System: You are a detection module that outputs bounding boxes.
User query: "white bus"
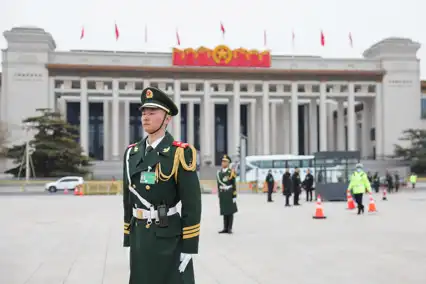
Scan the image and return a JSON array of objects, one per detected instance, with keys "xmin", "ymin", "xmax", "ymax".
[{"xmin": 235, "ymin": 155, "xmax": 343, "ymax": 189}]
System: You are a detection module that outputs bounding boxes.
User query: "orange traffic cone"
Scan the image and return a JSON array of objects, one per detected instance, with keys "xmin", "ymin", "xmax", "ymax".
[
  {"xmin": 346, "ymin": 190, "xmax": 356, "ymax": 210},
  {"xmin": 368, "ymin": 192, "xmax": 377, "ymax": 212},
  {"xmin": 78, "ymin": 185, "xmax": 84, "ymax": 196},
  {"xmin": 74, "ymin": 187, "xmax": 79, "ymax": 196},
  {"xmin": 313, "ymin": 195, "xmax": 327, "ymax": 219},
  {"xmin": 382, "ymin": 188, "xmax": 387, "ymax": 201},
  {"xmin": 64, "ymin": 187, "xmax": 68, "ymax": 194}
]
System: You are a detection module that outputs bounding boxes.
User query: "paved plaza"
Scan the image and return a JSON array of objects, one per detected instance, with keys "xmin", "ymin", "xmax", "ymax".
[{"xmin": 1, "ymin": 189, "xmax": 426, "ymax": 284}]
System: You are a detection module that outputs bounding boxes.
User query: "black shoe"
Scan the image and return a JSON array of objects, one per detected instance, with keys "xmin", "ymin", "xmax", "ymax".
[
  {"xmin": 218, "ymin": 229, "xmax": 228, "ymax": 234},
  {"xmin": 227, "ymin": 215, "xmax": 234, "ymax": 234}
]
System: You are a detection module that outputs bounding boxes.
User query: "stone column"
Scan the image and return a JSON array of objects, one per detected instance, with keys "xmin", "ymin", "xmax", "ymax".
[
  {"xmin": 173, "ymin": 80, "xmax": 181, "ymax": 140},
  {"xmin": 80, "ymin": 78, "xmax": 89, "ymax": 156},
  {"xmin": 270, "ymin": 103, "xmax": 277, "ymax": 154},
  {"xmin": 309, "ymin": 99, "xmax": 318, "ymax": 154},
  {"xmin": 347, "ymin": 83, "xmax": 356, "ymax": 151},
  {"xmin": 103, "ymin": 101, "xmax": 110, "ymax": 160},
  {"xmin": 232, "ymin": 81, "xmax": 241, "ymax": 160},
  {"xmin": 327, "ymin": 103, "xmax": 335, "ymax": 151},
  {"xmin": 124, "ymin": 101, "xmax": 130, "ymax": 146},
  {"xmin": 319, "ymin": 82, "xmax": 327, "ymax": 151},
  {"xmin": 262, "ymin": 82, "xmax": 270, "ymax": 155},
  {"xmin": 202, "ymin": 81, "xmax": 212, "ymax": 164},
  {"xmin": 187, "ymin": 102, "xmax": 195, "ymax": 145},
  {"xmin": 283, "ymin": 99, "xmax": 291, "ymax": 154},
  {"xmin": 375, "ymin": 83, "xmax": 383, "ymax": 159},
  {"xmin": 112, "ymin": 79, "xmax": 120, "ymax": 160},
  {"xmin": 291, "ymin": 82, "xmax": 299, "ymax": 154}
]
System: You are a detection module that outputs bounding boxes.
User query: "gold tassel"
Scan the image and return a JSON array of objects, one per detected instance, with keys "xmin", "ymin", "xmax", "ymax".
[{"xmin": 155, "ymin": 144, "xmax": 198, "ymax": 183}]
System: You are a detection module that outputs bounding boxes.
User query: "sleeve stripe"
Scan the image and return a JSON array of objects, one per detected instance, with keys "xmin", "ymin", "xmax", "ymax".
[
  {"xmin": 183, "ymin": 224, "xmax": 200, "ymax": 231},
  {"xmin": 124, "ymin": 230, "xmax": 130, "ymax": 234},
  {"xmin": 183, "ymin": 228, "xmax": 200, "ymax": 235},
  {"xmin": 182, "ymin": 231, "xmax": 200, "ymax": 239}
]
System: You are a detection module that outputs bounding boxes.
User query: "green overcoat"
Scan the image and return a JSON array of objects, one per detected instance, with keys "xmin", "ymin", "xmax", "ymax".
[
  {"xmin": 217, "ymin": 168, "xmax": 238, "ymax": 216},
  {"xmin": 123, "ymin": 132, "xmax": 202, "ymax": 284}
]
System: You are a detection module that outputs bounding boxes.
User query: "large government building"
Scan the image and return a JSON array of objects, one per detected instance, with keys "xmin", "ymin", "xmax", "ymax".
[{"xmin": 0, "ymin": 26, "xmax": 424, "ymax": 167}]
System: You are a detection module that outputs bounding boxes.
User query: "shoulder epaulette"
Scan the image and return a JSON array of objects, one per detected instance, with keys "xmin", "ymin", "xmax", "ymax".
[
  {"xmin": 127, "ymin": 143, "xmax": 137, "ymax": 148},
  {"xmin": 173, "ymin": 141, "xmax": 189, "ymax": 148}
]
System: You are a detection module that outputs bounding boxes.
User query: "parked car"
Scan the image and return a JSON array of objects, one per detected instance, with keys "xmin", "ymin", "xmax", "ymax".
[{"xmin": 45, "ymin": 176, "xmax": 84, "ymax": 193}]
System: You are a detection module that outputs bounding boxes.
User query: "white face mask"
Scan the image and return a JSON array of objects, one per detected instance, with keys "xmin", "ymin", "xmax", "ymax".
[{"xmin": 356, "ymin": 168, "xmax": 362, "ymax": 172}]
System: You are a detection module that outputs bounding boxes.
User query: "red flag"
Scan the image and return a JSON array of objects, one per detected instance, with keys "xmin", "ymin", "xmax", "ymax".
[
  {"xmin": 264, "ymin": 29, "xmax": 267, "ymax": 46},
  {"xmin": 115, "ymin": 23, "xmax": 120, "ymax": 40},
  {"xmin": 320, "ymin": 30, "xmax": 325, "ymax": 46},
  {"xmin": 349, "ymin": 32, "xmax": 353, "ymax": 48},
  {"xmin": 176, "ymin": 29, "xmax": 181, "ymax": 46},
  {"xmin": 144, "ymin": 24, "xmax": 148, "ymax": 43},
  {"xmin": 220, "ymin": 22, "xmax": 225, "ymax": 38},
  {"xmin": 80, "ymin": 26, "xmax": 85, "ymax": 40}
]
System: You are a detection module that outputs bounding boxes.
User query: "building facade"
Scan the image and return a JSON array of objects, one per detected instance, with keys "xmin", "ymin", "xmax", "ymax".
[{"xmin": 0, "ymin": 26, "xmax": 423, "ymax": 167}]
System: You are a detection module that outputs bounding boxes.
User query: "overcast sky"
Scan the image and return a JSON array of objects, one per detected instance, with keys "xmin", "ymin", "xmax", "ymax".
[{"xmin": 0, "ymin": 0, "xmax": 424, "ymax": 76}]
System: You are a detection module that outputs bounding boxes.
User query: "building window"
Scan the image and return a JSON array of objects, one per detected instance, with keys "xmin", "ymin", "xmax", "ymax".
[
  {"xmin": 254, "ymin": 84, "xmax": 262, "ymax": 92},
  {"xmin": 181, "ymin": 83, "xmax": 189, "ymax": 91},
  {"xmin": 118, "ymin": 82, "xmax": 127, "ymax": 90},
  {"xmin": 240, "ymin": 84, "xmax": 248, "ymax": 92},
  {"xmin": 268, "ymin": 84, "xmax": 277, "ymax": 92},
  {"xmin": 195, "ymin": 83, "xmax": 203, "ymax": 91},
  {"xmin": 421, "ymin": 98, "xmax": 426, "ymax": 119},
  {"xmin": 368, "ymin": 85, "xmax": 376, "ymax": 93},
  {"xmin": 135, "ymin": 82, "xmax": 144, "ymax": 90},
  {"xmin": 225, "ymin": 84, "xmax": 233, "ymax": 92}
]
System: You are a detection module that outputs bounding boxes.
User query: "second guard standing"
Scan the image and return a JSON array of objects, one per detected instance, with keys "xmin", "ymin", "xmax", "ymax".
[{"xmin": 217, "ymin": 154, "xmax": 238, "ymax": 234}]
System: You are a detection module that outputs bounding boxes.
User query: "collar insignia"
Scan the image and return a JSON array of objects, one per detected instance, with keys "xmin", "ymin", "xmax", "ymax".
[{"xmin": 162, "ymin": 147, "xmax": 170, "ymax": 153}]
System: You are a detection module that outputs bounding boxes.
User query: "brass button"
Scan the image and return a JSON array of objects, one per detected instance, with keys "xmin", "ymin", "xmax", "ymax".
[
  {"xmin": 145, "ymin": 185, "xmax": 151, "ymax": 190},
  {"xmin": 132, "ymin": 184, "xmax": 136, "ymax": 188}
]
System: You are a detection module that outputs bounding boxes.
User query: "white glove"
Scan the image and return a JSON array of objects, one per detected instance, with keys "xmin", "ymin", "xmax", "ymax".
[
  {"xmin": 124, "ymin": 247, "xmax": 130, "ymax": 261},
  {"xmin": 233, "ymin": 197, "xmax": 237, "ymax": 203},
  {"xmin": 179, "ymin": 253, "xmax": 193, "ymax": 273}
]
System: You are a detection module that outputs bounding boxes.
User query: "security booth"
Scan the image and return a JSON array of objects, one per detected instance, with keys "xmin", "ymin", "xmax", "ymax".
[{"xmin": 314, "ymin": 151, "xmax": 360, "ymax": 201}]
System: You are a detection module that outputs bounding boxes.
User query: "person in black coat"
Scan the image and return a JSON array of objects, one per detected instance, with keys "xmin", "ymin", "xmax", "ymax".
[
  {"xmin": 291, "ymin": 168, "xmax": 302, "ymax": 206},
  {"xmin": 372, "ymin": 172, "xmax": 380, "ymax": 193},
  {"xmin": 394, "ymin": 172, "xmax": 400, "ymax": 192},
  {"xmin": 385, "ymin": 171, "xmax": 394, "ymax": 193},
  {"xmin": 265, "ymin": 170, "xmax": 275, "ymax": 202},
  {"xmin": 302, "ymin": 169, "xmax": 314, "ymax": 202},
  {"xmin": 281, "ymin": 168, "xmax": 292, "ymax": 206}
]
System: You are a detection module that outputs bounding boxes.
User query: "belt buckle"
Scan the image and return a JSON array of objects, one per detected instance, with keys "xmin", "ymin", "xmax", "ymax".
[{"xmin": 136, "ymin": 209, "xmax": 143, "ymax": 219}]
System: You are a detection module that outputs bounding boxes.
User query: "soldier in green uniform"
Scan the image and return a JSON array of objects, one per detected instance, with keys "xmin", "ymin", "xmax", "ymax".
[
  {"xmin": 122, "ymin": 87, "xmax": 202, "ymax": 284},
  {"xmin": 216, "ymin": 154, "xmax": 238, "ymax": 234}
]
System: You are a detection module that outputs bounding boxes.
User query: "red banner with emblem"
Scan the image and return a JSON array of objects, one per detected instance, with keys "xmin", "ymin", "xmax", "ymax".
[{"xmin": 172, "ymin": 45, "xmax": 271, "ymax": 68}]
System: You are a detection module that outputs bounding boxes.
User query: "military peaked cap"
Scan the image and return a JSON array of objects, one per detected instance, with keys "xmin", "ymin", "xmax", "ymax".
[
  {"xmin": 140, "ymin": 87, "xmax": 179, "ymax": 116},
  {"xmin": 222, "ymin": 154, "xmax": 231, "ymax": 163}
]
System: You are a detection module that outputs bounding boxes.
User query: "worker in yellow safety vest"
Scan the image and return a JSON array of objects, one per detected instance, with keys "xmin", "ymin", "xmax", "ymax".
[
  {"xmin": 409, "ymin": 173, "xmax": 417, "ymax": 189},
  {"xmin": 348, "ymin": 163, "xmax": 372, "ymax": 215}
]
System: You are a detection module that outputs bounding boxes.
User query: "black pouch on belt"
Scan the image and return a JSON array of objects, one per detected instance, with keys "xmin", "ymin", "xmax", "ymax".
[{"xmin": 157, "ymin": 204, "xmax": 169, "ymax": 228}]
